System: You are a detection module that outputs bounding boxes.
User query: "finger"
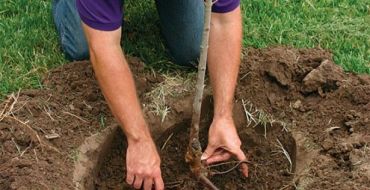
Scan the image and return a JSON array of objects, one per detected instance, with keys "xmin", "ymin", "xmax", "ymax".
[
  {"xmin": 201, "ymin": 144, "xmax": 217, "ymax": 160},
  {"xmin": 154, "ymin": 175, "xmax": 164, "ymax": 190},
  {"xmin": 234, "ymin": 149, "xmax": 249, "ymax": 177},
  {"xmin": 143, "ymin": 178, "xmax": 153, "ymax": 190},
  {"xmin": 133, "ymin": 175, "xmax": 143, "ymax": 189},
  {"xmin": 211, "ymin": 148, "xmax": 226, "ymax": 156},
  {"xmin": 206, "ymin": 152, "xmax": 232, "ymax": 164},
  {"xmin": 126, "ymin": 171, "xmax": 134, "ymax": 185}
]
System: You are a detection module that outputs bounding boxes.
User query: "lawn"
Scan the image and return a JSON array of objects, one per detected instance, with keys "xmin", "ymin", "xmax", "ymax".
[{"xmin": 0, "ymin": 0, "xmax": 369, "ymax": 97}]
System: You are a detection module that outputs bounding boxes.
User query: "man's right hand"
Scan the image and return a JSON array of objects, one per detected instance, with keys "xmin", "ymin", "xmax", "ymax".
[{"xmin": 126, "ymin": 137, "xmax": 164, "ymax": 190}]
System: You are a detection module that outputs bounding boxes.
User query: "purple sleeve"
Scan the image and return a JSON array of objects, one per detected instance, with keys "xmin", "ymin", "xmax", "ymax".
[
  {"xmin": 76, "ymin": 0, "xmax": 123, "ymax": 31},
  {"xmin": 212, "ymin": 0, "xmax": 240, "ymax": 13},
  {"xmin": 76, "ymin": 0, "xmax": 239, "ymax": 31}
]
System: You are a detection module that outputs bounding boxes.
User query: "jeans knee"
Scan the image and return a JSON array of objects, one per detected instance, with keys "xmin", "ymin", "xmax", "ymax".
[
  {"xmin": 62, "ymin": 40, "xmax": 89, "ymax": 61},
  {"xmin": 53, "ymin": 0, "xmax": 89, "ymax": 61},
  {"xmin": 170, "ymin": 45, "xmax": 200, "ymax": 66}
]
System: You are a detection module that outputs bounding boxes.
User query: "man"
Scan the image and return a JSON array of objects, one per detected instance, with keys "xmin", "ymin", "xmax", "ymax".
[{"xmin": 53, "ymin": 0, "xmax": 248, "ymax": 189}]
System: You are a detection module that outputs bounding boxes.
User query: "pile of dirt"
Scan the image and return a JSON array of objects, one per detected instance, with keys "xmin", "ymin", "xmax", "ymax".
[
  {"xmin": 236, "ymin": 47, "xmax": 370, "ymax": 189},
  {"xmin": 1, "ymin": 47, "xmax": 369, "ymax": 189},
  {"xmin": 0, "ymin": 57, "xmax": 162, "ymax": 189}
]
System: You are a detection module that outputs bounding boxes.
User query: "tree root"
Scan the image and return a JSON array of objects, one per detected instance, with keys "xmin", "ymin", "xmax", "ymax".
[
  {"xmin": 210, "ymin": 160, "xmax": 250, "ymax": 175},
  {"xmin": 199, "ymin": 175, "xmax": 220, "ymax": 190}
]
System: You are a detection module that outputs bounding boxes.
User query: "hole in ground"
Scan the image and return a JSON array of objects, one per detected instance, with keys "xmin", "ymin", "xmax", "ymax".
[{"xmin": 94, "ymin": 97, "xmax": 297, "ymax": 189}]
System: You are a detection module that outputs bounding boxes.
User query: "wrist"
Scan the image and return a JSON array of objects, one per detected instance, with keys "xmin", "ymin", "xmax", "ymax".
[
  {"xmin": 213, "ymin": 101, "xmax": 234, "ymax": 120},
  {"xmin": 118, "ymin": 117, "xmax": 153, "ymax": 144},
  {"xmin": 126, "ymin": 128, "xmax": 152, "ymax": 145},
  {"xmin": 213, "ymin": 109, "xmax": 233, "ymax": 121},
  {"xmin": 211, "ymin": 114, "xmax": 236, "ymax": 129}
]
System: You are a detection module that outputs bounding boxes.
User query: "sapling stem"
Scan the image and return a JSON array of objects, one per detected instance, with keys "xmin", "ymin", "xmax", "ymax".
[{"xmin": 185, "ymin": 0, "xmax": 219, "ymax": 189}]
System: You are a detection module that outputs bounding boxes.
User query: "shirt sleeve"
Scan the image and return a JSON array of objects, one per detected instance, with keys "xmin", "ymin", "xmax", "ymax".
[
  {"xmin": 76, "ymin": 0, "xmax": 123, "ymax": 31},
  {"xmin": 212, "ymin": 0, "xmax": 240, "ymax": 13}
]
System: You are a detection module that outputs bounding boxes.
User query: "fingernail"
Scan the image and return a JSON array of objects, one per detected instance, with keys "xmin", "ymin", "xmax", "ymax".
[{"xmin": 201, "ymin": 154, "xmax": 206, "ymax": 160}]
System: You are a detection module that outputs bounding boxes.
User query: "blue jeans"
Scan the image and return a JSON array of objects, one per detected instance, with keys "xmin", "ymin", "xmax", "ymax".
[{"xmin": 52, "ymin": 0, "xmax": 204, "ymax": 66}]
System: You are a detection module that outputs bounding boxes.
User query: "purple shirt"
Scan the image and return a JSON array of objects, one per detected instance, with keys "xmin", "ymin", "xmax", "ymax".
[{"xmin": 77, "ymin": 0, "xmax": 240, "ymax": 31}]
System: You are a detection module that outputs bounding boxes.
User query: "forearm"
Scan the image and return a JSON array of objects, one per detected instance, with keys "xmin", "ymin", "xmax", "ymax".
[
  {"xmin": 83, "ymin": 25, "xmax": 151, "ymax": 143},
  {"xmin": 208, "ymin": 7, "xmax": 242, "ymax": 119}
]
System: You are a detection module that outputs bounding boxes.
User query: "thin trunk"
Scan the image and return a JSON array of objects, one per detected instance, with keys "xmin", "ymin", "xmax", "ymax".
[{"xmin": 186, "ymin": 0, "xmax": 219, "ymax": 189}]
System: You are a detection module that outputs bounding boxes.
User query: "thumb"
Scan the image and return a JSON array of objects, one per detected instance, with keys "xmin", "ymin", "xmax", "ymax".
[
  {"xmin": 201, "ymin": 144, "xmax": 217, "ymax": 160},
  {"xmin": 235, "ymin": 149, "xmax": 249, "ymax": 177}
]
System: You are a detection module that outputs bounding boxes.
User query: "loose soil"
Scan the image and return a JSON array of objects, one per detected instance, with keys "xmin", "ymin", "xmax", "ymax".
[
  {"xmin": 1, "ymin": 47, "xmax": 369, "ymax": 190},
  {"xmin": 0, "ymin": 57, "xmax": 162, "ymax": 189}
]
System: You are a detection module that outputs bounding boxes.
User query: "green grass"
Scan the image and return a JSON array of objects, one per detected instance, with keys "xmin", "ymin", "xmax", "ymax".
[
  {"xmin": 0, "ymin": 0, "xmax": 65, "ymax": 97},
  {"xmin": 242, "ymin": 0, "xmax": 370, "ymax": 73},
  {"xmin": 0, "ymin": 0, "xmax": 369, "ymax": 97}
]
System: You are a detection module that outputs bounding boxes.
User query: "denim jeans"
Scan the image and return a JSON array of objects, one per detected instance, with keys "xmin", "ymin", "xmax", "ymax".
[{"xmin": 52, "ymin": 0, "xmax": 204, "ymax": 66}]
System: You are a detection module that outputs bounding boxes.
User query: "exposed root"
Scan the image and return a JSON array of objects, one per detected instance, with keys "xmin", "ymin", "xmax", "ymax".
[
  {"xmin": 199, "ymin": 175, "xmax": 219, "ymax": 190},
  {"xmin": 208, "ymin": 160, "xmax": 251, "ymax": 176},
  {"xmin": 165, "ymin": 180, "xmax": 184, "ymax": 188},
  {"xmin": 210, "ymin": 160, "xmax": 250, "ymax": 175}
]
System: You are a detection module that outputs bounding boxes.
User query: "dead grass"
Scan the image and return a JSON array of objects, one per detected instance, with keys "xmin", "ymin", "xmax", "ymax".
[
  {"xmin": 275, "ymin": 139, "xmax": 293, "ymax": 173},
  {"xmin": 241, "ymin": 99, "xmax": 290, "ymax": 138},
  {"xmin": 144, "ymin": 72, "xmax": 196, "ymax": 122},
  {"xmin": 0, "ymin": 91, "xmax": 60, "ymax": 153}
]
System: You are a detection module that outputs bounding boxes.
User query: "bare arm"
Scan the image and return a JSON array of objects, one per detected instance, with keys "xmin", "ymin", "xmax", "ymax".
[
  {"xmin": 81, "ymin": 24, "xmax": 164, "ymax": 190},
  {"xmin": 202, "ymin": 6, "xmax": 249, "ymax": 177},
  {"xmin": 209, "ymin": 7, "xmax": 242, "ymax": 119}
]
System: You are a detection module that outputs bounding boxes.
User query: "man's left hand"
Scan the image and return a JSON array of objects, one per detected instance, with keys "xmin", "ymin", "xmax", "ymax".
[{"xmin": 201, "ymin": 116, "xmax": 249, "ymax": 177}]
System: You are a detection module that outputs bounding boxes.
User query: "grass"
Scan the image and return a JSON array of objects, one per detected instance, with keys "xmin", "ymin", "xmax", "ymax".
[
  {"xmin": 0, "ymin": 0, "xmax": 369, "ymax": 97},
  {"xmin": 144, "ymin": 72, "xmax": 196, "ymax": 123},
  {"xmin": 0, "ymin": 0, "xmax": 65, "ymax": 97},
  {"xmin": 242, "ymin": 0, "xmax": 370, "ymax": 73}
]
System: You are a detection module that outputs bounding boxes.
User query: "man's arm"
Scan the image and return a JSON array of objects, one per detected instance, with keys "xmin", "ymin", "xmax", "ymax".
[
  {"xmin": 201, "ymin": 6, "xmax": 249, "ymax": 177},
  {"xmin": 81, "ymin": 24, "xmax": 164, "ymax": 190}
]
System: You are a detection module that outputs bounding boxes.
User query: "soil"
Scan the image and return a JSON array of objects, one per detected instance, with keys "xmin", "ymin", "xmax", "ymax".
[
  {"xmin": 0, "ymin": 57, "xmax": 162, "ymax": 189},
  {"xmin": 96, "ymin": 96, "xmax": 296, "ymax": 190},
  {"xmin": 1, "ymin": 47, "xmax": 369, "ymax": 190},
  {"xmin": 236, "ymin": 47, "xmax": 370, "ymax": 189}
]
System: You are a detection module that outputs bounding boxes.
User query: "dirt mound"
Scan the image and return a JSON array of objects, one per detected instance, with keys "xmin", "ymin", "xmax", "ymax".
[
  {"xmin": 0, "ymin": 57, "xmax": 162, "ymax": 189},
  {"xmin": 237, "ymin": 47, "xmax": 370, "ymax": 189},
  {"xmin": 1, "ymin": 47, "xmax": 369, "ymax": 189}
]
